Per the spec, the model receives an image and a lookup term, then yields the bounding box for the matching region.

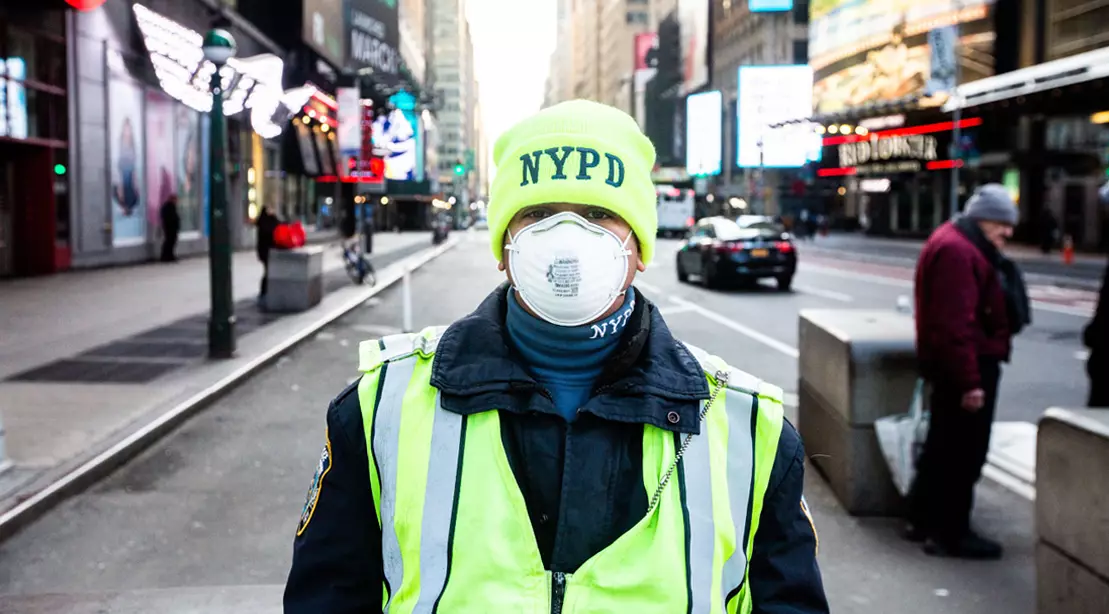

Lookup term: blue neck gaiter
[506,290,636,422]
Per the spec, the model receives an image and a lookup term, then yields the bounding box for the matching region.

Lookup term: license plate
[750,248,769,258]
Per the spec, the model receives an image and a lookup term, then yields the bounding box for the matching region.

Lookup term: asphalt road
[0,232,1036,614]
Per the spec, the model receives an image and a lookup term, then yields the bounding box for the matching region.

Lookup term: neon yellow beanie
[488,99,658,264]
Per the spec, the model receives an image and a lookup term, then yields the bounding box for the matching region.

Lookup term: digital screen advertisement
[750,0,794,11]
[737,65,814,168]
[685,90,722,177]
[809,0,997,114]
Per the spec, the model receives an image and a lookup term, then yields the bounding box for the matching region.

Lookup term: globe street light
[202,28,237,359]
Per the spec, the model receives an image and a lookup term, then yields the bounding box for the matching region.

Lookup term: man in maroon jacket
[908,184,1026,560]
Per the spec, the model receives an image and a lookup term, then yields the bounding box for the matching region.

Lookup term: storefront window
[0,15,67,144]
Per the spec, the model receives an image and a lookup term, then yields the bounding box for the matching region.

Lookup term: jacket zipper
[551,571,567,614]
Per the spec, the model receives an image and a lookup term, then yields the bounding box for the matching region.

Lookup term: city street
[0,232,1040,613]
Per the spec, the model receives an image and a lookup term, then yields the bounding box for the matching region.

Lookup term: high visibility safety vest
[356,326,785,614]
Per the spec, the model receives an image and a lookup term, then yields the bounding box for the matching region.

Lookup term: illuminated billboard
[685,91,722,177]
[809,0,997,114]
[737,65,813,168]
[750,0,793,11]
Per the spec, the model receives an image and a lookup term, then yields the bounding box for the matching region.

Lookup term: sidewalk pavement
[0,231,448,530]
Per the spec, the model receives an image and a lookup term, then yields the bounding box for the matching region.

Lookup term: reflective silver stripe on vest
[721,390,756,600]
[373,354,417,611]
[412,391,463,612]
[681,400,716,614]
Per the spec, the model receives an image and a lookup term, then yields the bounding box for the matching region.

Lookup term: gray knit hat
[964,183,1018,225]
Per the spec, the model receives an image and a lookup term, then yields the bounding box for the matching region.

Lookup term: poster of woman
[109,78,146,246]
[144,91,176,232]
[176,105,201,236]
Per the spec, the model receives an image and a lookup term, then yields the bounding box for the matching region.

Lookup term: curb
[0,237,461,543]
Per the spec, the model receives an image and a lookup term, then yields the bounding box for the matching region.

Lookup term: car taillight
[776,241,793,253]
[686,217,695,227]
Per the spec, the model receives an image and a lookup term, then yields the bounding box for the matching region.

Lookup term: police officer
[284,100,828,613]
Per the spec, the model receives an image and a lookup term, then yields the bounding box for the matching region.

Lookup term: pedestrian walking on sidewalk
[255,206,278,308]
[909,183,1030,560]
[284,100,828,613]
[159,194,180,263]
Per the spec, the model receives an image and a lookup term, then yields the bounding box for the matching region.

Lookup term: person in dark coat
[159,194,180,262]
[909,183,1029,560]
[256,206,279,304]
[1084,261,1109,406]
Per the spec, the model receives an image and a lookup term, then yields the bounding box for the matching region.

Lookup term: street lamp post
[203,28,237,359]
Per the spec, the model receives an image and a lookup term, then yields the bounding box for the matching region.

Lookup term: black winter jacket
[284,286,828,613]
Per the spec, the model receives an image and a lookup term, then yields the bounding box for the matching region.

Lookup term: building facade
[599,0,651,112]
[427,0,475,199]
[711,0,810,217]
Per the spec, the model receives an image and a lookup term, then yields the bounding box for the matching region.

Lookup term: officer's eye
[522,208,552,219]
[585,208,613,220]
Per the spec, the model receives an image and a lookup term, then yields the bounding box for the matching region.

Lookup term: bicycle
[341,236,376,286]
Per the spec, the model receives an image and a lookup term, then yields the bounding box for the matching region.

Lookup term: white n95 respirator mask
[506,212,633,327]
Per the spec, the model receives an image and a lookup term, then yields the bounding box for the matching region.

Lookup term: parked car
[676,216,797,290]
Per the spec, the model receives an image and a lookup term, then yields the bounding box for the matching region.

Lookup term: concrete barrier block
[799,380,903,516]
[798,309,917,426]
[1036,408,1109,582]
[269,246,325,281]
[266,248,325,313]
[1038,541,1109,614]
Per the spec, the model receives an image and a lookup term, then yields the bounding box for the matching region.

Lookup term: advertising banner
[144,91,175,232]
[337,87,361,178]
[737,65,813,168]
[109,78,146,246]
[374,90,420,181]
[809,0,997,114]
[926,25,958,95]
[633,33,658,131]
[678,0,710,95]
[175,105,202,235]
[685,91,723,177]
[303,0,345,67]
[348,0,400,83]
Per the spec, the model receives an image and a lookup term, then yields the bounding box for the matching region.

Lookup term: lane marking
[669,296,801,358]
[637,279,801,358]
[791,284,854,303]
[1076,349,1090,360]
[657,304,697,316]
[801,263,1093,318]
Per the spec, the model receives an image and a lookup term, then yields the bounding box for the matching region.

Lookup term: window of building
[626,11,648,24]
[793,40,808,64]
[0,11,67,145]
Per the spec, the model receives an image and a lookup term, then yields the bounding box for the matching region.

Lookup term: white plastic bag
[874,378,930,497]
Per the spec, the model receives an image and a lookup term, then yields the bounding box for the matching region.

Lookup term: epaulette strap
[680,341,782,404]
[357,326,449,373]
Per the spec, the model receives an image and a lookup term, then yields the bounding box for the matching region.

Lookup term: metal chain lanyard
[647,369,730,514]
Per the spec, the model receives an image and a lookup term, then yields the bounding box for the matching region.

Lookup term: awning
[944,46,1109,112]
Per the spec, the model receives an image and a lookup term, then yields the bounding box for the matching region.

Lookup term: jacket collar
[431,284,711,434]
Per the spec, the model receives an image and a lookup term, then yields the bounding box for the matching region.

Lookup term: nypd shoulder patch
[297,430,332,536]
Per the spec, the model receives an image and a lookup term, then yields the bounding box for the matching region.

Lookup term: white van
[657,185,695,237]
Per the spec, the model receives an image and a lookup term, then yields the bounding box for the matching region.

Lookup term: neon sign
[132,4,317,139]
[66,0,108,10]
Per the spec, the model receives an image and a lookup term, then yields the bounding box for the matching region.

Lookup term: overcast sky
[465,0,557,179]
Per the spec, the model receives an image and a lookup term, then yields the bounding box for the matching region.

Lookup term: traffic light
[454,162,466,176]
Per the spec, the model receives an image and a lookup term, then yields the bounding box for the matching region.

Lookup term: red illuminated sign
[66,0,108,11]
